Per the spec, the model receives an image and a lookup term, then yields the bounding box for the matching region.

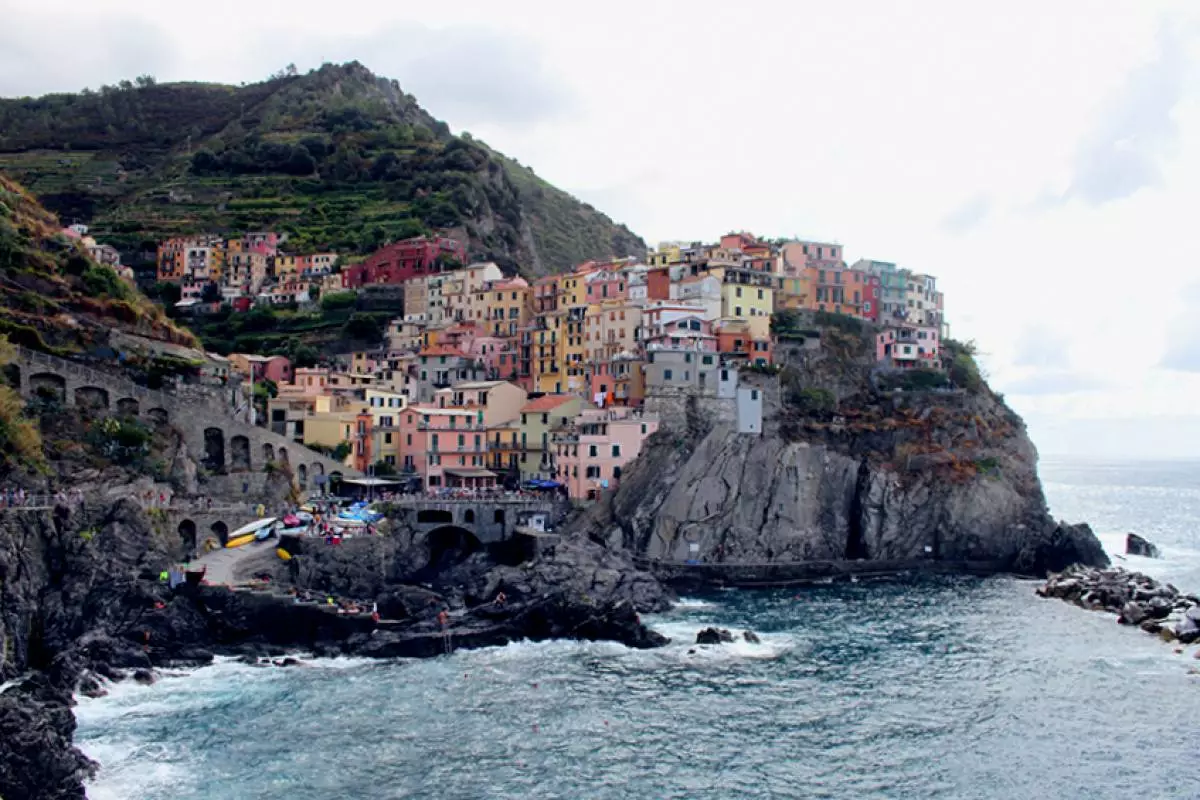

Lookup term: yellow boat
[276,547,293,561]
[225,533,257,549]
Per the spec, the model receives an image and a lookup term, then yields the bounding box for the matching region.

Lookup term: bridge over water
[8,347,361,490]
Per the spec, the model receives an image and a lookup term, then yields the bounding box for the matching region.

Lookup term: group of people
[0,487,86,508]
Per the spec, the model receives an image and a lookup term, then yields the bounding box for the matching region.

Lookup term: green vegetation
[371,459,397,477]
[308,441,352,462]
[943,338,984,393]
[87,416,152,466]
[878,368,949,392]
[188,302,387,356]
[0,173,197,353]
[0,62,645,276]
[0,336,44,474]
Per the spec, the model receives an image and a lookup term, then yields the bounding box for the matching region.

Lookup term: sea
[76,457,1200,800]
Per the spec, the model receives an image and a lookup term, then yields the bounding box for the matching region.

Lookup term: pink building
[397,405,492,489]
[280,367,331,396]
[876,325,940,367]
[553,408,659,501]
[585,270,629,302]
[464,335,513,377]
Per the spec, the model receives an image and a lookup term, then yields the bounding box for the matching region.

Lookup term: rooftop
[521,394,577,413]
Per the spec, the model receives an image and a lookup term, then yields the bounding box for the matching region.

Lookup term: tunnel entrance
[426,525,482,571]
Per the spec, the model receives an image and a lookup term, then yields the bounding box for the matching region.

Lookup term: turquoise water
[76,458,1200,799]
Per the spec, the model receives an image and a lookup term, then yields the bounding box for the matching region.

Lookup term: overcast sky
[3,0,1200,459]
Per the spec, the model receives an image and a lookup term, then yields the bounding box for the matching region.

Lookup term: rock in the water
[1140,620,1163,635]
[696,627,735,645]
[1118,602,1147,626]
[743,630,761,644]
[1125,533,1160,559]
[132,669,155,685]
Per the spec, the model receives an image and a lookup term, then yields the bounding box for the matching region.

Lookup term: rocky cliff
[0,496,669,799]
[579,327,1106,578]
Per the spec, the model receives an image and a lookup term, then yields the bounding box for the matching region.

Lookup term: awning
[342,477,403,486]
[444,468,498,478]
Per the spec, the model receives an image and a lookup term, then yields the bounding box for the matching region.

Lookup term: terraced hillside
[0,174,197,354]
[0,62,645,276]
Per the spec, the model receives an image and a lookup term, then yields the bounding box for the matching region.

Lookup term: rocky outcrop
[1125,533,1160,559]
[0,499,670,798]
[1038,565,1200,644]
[580,372,1106,579]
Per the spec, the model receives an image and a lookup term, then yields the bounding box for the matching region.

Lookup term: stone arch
[74,386,110,410]
[417,508,454,525]
[230,435,251,471]
[311,462,325,476]
[210,520,229,545]
[177,519,197,553]
[262,443,275,463]
[426,525,482,569]
[203,428,226,472]
[116,397,140,417]
[278,447,289,465]
[493,508,506,525]
[147,407,169,425]
[462,508,475,524]
[297,463,308,488]
[29,372,66,403]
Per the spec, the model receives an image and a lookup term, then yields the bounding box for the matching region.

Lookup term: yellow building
[484,278,530,337]
[774,275,811,311]
[561,308,588,395]
[486,418,522,475]
[273,254,300,279]
[531,316,564,394]
[302,411,359,466]
[518,394,583,479]
[720,272,774,340]
[646,242,682,267]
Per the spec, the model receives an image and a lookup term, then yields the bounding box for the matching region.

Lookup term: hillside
[0,62,645,276]
[0,174,196,353]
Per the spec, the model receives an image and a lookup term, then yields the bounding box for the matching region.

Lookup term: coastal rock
[1118,602,1148,626]
[0,680,96,800]
[696,627,735,645]
[743,630,762,644]
[1041,565,1199,648]
[580,372,1107,578]
[1125,534,1160,559]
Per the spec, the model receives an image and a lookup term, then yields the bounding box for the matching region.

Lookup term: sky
[2,0,1200,459]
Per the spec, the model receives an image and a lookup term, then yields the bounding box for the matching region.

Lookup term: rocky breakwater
[582,333,1107,579]
[1038,565,1200,646]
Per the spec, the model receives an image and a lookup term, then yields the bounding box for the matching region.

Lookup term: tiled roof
[521,394,576,413]
[418,345,466,357]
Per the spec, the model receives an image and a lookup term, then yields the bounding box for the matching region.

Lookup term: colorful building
[553,408,659,501]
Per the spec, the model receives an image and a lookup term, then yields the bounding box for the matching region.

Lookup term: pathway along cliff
[573,326,1107,581]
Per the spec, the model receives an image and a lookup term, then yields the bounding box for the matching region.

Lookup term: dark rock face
[1038,565,1200,644]
[695,627,735,645]
[1125,533,1161,559]
[580,380,1107,578]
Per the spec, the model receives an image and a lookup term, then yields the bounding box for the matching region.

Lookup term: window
[702,355,714,365]
[736,306,743,317]
[641,423,647,434]
[736,287,743,298]
[685,353,692,363]
[431,434,439,450]
[757,289,764,300]
[612,444,621,457]
[586,465,602,479]
[664,369,673,380]
[589,445,598,457]
[384,433,393,444]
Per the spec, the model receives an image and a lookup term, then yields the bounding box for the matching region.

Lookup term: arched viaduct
[9,347,360,488]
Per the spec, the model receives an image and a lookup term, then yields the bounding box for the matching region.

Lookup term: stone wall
[10,347,361,488]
